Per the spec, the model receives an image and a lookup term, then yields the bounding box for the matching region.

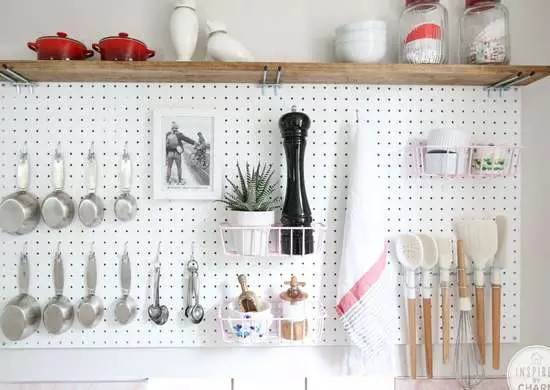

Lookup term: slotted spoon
[396,234,423,379]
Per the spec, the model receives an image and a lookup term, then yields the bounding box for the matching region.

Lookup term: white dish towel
[337,117,397,375]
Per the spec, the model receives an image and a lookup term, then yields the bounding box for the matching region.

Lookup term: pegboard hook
[56,241,61,254]
[155,241,161,264]
[123,241,128,255]
[90,241,95,254]
[21,241,28,255]
[54,141,62,158]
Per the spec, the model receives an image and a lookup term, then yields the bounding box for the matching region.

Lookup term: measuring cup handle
[17,150,29,191]
[87,251,97,295]
[52,149,65,191]
[86,153,98,193]
[120,252,131,296]
[120,152,132,193]
[53,251,64,296]
[153,265,161,306]
[19,252,30,295]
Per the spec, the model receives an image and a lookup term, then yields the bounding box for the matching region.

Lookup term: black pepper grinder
[279,106,314,255]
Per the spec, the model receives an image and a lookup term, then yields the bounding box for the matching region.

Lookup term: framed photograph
[153,108,223,200]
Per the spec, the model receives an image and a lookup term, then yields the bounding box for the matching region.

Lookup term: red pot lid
[36,32,87,49]
[405,23,442,43]
[466,0,499,6]
[99,32,148,46]
[406,0,440,5]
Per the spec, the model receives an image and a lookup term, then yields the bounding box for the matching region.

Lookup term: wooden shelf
[1,60,549,87]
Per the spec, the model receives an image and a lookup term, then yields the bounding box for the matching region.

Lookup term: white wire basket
[219,223,326,257]
[412,144,520,178]
[217,300,326,345]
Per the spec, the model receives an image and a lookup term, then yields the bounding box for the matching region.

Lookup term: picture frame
[153,108,223,200]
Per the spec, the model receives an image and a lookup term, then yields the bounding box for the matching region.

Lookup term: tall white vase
[170,0,199,61]
[206,20,253,62]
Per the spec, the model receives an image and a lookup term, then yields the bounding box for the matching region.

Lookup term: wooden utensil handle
[457,240,468,298]
[492,284,501,370]
[441,285,450,365]
[407,298,417,379]
[238,274,248,293]
[423,298,433,378]
[476,286,486,365]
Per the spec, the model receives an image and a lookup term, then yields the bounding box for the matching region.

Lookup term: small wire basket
[219,223,326,257]
[412,144,520,178]
[218,300,326,345]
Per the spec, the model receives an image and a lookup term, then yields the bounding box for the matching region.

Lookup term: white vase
[170,0,199,61]
[205,20,253,62]
[227,210,274,256]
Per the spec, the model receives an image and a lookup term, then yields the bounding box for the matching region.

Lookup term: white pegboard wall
[0,83,521,348]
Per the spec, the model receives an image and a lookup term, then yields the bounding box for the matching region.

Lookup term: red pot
[92,33,155,61]
[27,32,94,60]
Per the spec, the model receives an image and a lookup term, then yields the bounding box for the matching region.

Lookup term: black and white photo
[153,109,222,200]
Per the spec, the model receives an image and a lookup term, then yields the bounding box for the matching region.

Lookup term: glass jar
[460,0,510,64]
[399,0,448,64]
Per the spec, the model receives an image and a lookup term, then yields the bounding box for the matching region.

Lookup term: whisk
[455,240,485,389]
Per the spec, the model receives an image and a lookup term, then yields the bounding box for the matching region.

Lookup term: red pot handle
[27,42,38,52]
[84,49,94,58]
[92,43,101,53]
[147,49,156,59]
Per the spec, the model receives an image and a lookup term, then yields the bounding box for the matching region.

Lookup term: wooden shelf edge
[1,60,549,87]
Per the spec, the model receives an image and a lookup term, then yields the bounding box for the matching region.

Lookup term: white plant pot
[227,210,274,256]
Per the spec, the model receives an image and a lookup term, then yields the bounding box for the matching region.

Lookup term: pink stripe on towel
[336,248,387,316]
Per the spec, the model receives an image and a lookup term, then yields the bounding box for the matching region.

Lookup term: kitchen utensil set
[0,142,138,235]
[397,216,509,379]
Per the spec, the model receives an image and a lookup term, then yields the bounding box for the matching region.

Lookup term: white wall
[0,0,549,383]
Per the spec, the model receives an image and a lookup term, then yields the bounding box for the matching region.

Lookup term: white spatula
[437,237,454,365]
[416,233,438,379]
[396,234,423,379]
[457,219,498,365]
[492,215,508,369]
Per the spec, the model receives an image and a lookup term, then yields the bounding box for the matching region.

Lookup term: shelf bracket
[485,71,535,97]
[0,64,35,94]
[259,66,283,96]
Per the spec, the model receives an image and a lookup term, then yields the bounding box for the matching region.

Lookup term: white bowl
[336,30,386,43]
[336,20,386,35]
[335,39,386,63]
[426,129,471,151]
[227,299,273,339]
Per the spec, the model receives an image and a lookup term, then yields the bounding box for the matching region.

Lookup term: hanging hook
[123,241,128,255]
[56,241,61,254]
[90,241,95,254]
[21,242,28,255]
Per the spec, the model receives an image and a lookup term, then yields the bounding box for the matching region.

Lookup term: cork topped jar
[280,276,308,340]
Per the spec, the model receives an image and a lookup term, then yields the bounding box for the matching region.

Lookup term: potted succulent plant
[220,162,280,256]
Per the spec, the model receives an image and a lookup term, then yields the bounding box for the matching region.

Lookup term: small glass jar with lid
[399,0,448,64]
[460,0,510,64]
